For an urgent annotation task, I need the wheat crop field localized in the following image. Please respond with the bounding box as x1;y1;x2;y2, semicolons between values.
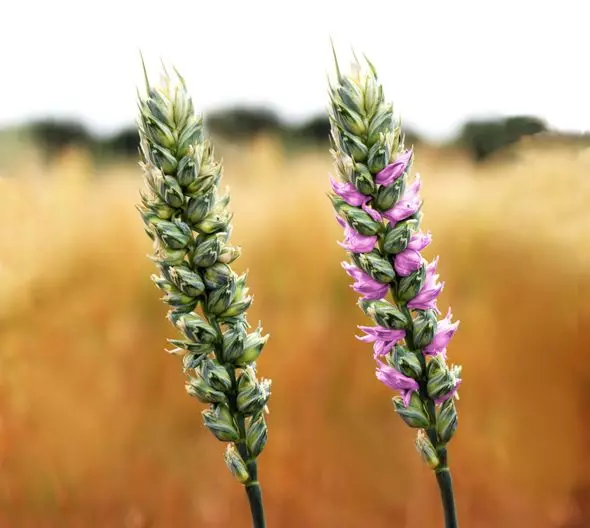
0;137;588;527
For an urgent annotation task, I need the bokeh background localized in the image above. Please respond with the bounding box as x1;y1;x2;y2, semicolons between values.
1;1;589;527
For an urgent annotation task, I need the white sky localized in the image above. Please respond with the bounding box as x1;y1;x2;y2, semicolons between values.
1;0;589;140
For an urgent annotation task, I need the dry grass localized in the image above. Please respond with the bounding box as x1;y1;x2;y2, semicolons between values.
0;138;588;527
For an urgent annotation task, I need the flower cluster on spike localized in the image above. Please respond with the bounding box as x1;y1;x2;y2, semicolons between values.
328;55;461;467
137;65;270;484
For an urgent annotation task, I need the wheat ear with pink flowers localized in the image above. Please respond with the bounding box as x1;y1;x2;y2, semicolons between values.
328;51;462;528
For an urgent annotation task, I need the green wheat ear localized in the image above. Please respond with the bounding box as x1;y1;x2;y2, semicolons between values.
136;61;269;528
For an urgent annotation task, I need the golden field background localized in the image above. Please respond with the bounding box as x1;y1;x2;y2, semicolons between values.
0;136;589;527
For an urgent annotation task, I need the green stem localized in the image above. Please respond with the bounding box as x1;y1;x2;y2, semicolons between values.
244;461;266;528
435;458;458;528
235;415;266;527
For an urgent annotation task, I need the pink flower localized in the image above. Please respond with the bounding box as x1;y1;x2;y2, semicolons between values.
357;325;406;359
336;216;377;253
382;175;422;226
342;262;388;300
407;257;444;313
375;149;413;186
376;362;419;406
362;202;383;222
423;308;460;356
393;231;432;276
330;176;370;207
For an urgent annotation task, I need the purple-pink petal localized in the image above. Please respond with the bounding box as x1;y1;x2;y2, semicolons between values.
336;216;377;253
376;362;419;406
357;325;406;342
423;308;460;356
342;262;363;280
362;202;383;222
423;257;439;285
342;262;388;301
408;174;422;195
330;176;370;207
407;282;444;312
354;282;389;301
394;249;423;276
357;325;406;358
407;257;444;312
375;149;413;186
419;257;440;292
376;363;418;391
373;339;396;358
382;198;420;225
382;176;422;226
407;231;432;251
393;232;431;277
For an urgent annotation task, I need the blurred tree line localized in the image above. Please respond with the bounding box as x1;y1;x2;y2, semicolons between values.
4;110;570;165
456;116;547;161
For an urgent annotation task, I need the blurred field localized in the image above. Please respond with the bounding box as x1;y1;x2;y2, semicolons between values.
0;136;589;527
